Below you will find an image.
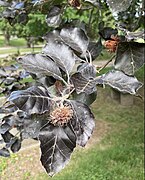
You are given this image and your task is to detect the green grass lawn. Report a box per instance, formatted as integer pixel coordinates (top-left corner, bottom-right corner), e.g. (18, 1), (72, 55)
(0, 87), (143, 180)
(0, 35), (27, 47)
(0, 47), (42, 55)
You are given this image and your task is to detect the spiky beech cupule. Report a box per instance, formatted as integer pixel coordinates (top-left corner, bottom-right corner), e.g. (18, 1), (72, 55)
(50, 105), (73, 126)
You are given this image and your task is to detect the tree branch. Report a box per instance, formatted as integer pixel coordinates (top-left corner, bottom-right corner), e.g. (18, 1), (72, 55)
(97, 54), (116, 73)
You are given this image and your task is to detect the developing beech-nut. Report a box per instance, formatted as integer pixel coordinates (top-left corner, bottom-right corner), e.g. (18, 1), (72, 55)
(50, 104), (74, 126)
(68, 0), (82, 9)
(104, 35), (120, 53)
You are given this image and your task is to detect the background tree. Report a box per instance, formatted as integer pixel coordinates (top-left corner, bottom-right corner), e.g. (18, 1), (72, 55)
(0, 19), (14, 45)
(14, 13), (49, 47)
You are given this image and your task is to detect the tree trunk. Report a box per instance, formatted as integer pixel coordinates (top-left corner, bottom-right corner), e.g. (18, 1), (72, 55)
(27, 40), (31, 48)
(3, 31), (10, 45)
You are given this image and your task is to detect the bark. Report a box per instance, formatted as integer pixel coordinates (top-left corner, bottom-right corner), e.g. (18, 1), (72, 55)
(3, 31), (11, 45)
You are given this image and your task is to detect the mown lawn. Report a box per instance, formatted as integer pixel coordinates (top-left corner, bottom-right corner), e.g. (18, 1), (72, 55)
(0, 35), (27, 47)
(0, 87), (144, 180)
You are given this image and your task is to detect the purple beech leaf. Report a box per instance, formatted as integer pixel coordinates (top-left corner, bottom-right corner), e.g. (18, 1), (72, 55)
(60, 27), (89, 54)
(0, 123), (11, 134)
(72, 91), (97, 106)
(1, 112), (47, 140)
(0, 87), (6, 93)
(4, 77), (16, 86)
(0, 67), (8, 77)
(43, 30), (62, 42)
(70, 100), (95, 147)
(84, 0), (99, 6)
(107, 0), (133, 13)
(46, 6), (62, 27)
(10, 138), (21, 153)
(2, 9), (15, 18)
(71, 73), (96, 94)
(39, 123), (76, 176)
(125, 31), (145, 41)
(0, 147), (10, 157)
(71, 63), (97, 94)
(5, 83), (25, 96)
(2, 114), (16, 127)
(42, 41), (76, 74)
(114, 42), (145, 75)
(11, 2), (24, 10)
(78, 63), (96, 78)
(86, 39), (103, 60)
(17, 54), (62, 80)
(8, 86), (53, 115)
(0, 0), (10, 7)
(96, 70), (142, 94)
(1, 131), (14, 143)
(20, 114), (48, 140)
(4, 64), (19, 71)
(71, 72), (96, 94)
(99, 27), (118, 40)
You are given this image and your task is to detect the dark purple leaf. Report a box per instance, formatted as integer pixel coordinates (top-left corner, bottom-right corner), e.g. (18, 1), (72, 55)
(78, 63), (96, 78)
(19, 70), (30, 79)
(39, 123), (76, 176)
(84, 0), (99, 6)
(4, 64), (19, 71)
(96, 70), (142, 94)
(2, 131), (14, 143)
(70, 100), (95, 147)
(2, 112), (46, 140)
(60, 27), (89, 54)
(0, 147), (10, 157)
(2, 9), (15, 18)
(0, 67), (8, 77)
(71, 72), (96, 94)
(0, 103), (18, 114)
(125, 31), (145, 41)
(72, 91), (97, 105)
(12, 2), (24, 9)
(10, 138), (21, 153)
(2, 115), (16, 127)
(0, 87), (6, 93)
(0, 123), (11, 134)
(37, 76), (56, 88)
(9, 86), (52, 114)
(20, 115), (47, 140)
(87, 38), (103, 60)
(18, 54), (62, 80)
(8, 86), (53, 114)
(42, 41), (76, 74)
(4, 77), (16, 86)
(107, 0), (133, 13)
(114, 42), (145, 75)
(5, 83), (24, 94)
(0, 0), (10, 7)
(99, 27), (118, 40)
(43, 30), (62, 42)
(71, 63), (96, 95)
(13, 11), (28, 24)
(46, 6), (62, 27)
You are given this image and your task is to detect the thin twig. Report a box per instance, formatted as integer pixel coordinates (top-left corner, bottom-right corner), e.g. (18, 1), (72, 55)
(87, 50), (92, 65)
(135, 94), (144, 100)
(97, 55), (116, 73)
(88, 8), (94, 30)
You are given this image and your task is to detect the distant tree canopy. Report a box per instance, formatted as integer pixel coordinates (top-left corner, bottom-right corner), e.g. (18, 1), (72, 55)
(0, 0), (144, 46)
